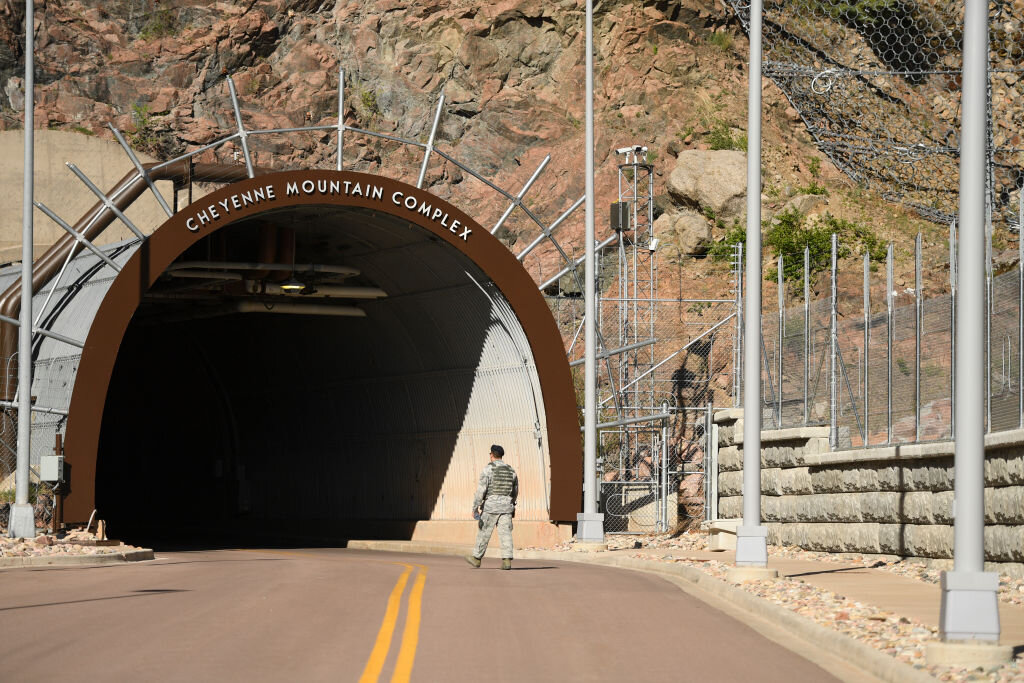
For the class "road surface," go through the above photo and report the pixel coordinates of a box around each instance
[0,548,839,682]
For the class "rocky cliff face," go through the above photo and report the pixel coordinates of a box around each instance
[0,0,838,279]
[3,0,958,325]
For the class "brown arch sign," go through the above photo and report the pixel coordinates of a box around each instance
[63,170,582,522]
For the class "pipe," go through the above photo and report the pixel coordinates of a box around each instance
[234,301,365,317]
[166,271,244,281]
[167,261,359,276]
[0,162,255,397]
[261,283,387,299]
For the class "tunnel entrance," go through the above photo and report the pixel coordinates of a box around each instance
[65,172,581,546]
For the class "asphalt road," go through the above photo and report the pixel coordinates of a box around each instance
[0,548,838,682]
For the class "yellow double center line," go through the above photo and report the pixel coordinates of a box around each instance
[359,563,428,683]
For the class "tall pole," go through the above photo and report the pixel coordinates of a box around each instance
[733,0,771,571]
[576,0,604,544]
[9,0,36,539]
[934,0,1002,648]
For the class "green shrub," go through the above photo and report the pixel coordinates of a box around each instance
[794,181,829,196]
[707,222,745,262]
[808,156,821,178]
[764,208,840,281]
[762,210,886,282]
[706,121,746,151]
[707,31,733,51]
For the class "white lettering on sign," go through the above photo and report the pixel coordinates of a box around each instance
[185,184,277,232]
[285,179,385,201]
[390,190,471,242]
[184,177,470,242]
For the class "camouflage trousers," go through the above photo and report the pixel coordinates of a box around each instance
[472,512,513,559]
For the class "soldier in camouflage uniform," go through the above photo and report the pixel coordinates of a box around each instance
[465,444,518,570]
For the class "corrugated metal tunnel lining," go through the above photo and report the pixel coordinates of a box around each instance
[96,205,552,537]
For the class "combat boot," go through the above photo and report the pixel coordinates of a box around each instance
[501,558,512,570]
[465,555,481,568]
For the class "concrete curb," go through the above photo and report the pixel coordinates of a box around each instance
[348,540,936,683]
[0,548,154,568]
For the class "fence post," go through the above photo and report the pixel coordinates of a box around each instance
[915,233,922,442]
[735,242,743,407]
[986,213,993,434]
[951,220,957,437]
[886,242,894,444]
[804,246,810,426]
[778,255,784,426]
[864,252,870,445]
[830,233,838,450]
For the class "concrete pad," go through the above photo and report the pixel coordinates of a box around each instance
[727,566,780,582]
[409,520,572,548]
[572,541,608,552]
[925,641,1013,668]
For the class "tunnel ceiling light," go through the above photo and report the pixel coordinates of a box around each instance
[279,275,305,292]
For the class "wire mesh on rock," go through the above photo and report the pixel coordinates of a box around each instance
[725,0,1024,232]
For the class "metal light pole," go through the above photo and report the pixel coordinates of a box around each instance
[9,0,36,539]
[935,0,1001,645]
[732,0,772,572]
[576,0,604,543]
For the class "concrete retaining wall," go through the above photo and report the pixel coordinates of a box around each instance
[714,408,1024,576]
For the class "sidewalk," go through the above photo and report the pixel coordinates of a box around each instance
[634,547,1024,649]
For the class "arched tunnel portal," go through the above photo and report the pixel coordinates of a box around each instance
[60,171,581,545]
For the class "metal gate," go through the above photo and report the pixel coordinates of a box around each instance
[599,406,712,534]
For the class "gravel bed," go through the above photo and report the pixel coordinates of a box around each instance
[0,530,144,559]
[540,532,1024,682]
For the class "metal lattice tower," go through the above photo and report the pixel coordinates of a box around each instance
[615,148,656,421]
[596,147,658,479]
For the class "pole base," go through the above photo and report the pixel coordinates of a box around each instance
[938,570,1002,642]
[572,540,608,552]
[726,566,779,582]
[925,641,1012,668]
[734,524,768,567]
[6,503,36,539]
[576,512,605,543]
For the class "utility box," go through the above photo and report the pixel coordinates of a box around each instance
[40,454,65,483]
[610,201,631,232]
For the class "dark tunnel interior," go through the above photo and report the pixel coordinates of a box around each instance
[94,206,545,547]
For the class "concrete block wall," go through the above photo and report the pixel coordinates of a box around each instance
[714,408,1024,577]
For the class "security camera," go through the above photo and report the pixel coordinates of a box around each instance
[633,145,648,154]
[616,146,633,155]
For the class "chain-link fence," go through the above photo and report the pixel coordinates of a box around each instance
[599,407,713,533]
[761,237,1024,448]
[725,0,1024,234]
[0,354,66,535]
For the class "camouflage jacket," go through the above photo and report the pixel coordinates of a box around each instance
[473,460,518,514]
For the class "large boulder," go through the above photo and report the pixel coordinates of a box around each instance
[654,208,712,259]
[666,150,748,222]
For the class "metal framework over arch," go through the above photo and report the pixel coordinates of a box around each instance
[57,170,581,524]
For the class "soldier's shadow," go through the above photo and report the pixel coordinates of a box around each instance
[490,566,559,571]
